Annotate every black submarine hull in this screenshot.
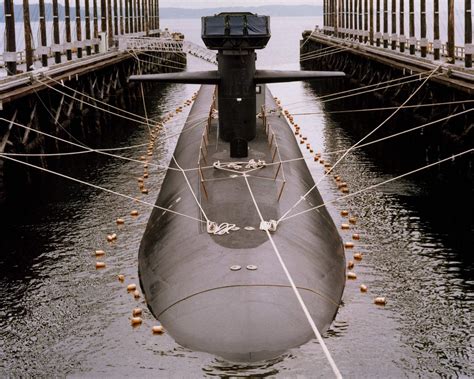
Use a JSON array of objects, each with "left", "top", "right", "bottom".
[{"left": 138, "top": 85, "right": 345, "bottom": 362}]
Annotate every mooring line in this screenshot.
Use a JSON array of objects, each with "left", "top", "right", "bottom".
[
  {"left": 278, "top": 64, "right": 442, "bottom": 224},
  {"left": 0, "top": 154, "right": 205, "bottom": 223},
  {"left": 242, "top": 173, "right": 342, "bottom": 379},
  {"left": 281, "top": 148, "right": 473, "bottom": 222}
]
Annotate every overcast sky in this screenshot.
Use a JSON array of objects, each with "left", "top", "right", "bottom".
[{"left": 159, "top": 0, "right": 322, "bottom": 8}]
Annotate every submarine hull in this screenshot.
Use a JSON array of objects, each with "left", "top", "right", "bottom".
[{"left": 139, "top": 85, "right": 345, "bottom": 362}]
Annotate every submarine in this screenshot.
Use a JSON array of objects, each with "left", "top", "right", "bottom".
[{"left": 131, "top": 13, "right": 346, "bottom": 362}]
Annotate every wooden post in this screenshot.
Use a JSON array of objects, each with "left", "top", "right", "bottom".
[
  {"left": 4, "top": 0, "right": 16, "bottom": 75},
  {"left": 23, "top": 0, "right": 34, "bottom": 70},
  {"left": 107, "top": 0, "right": 114, "bottom": 46},
  {"left": 114, "top": 0, "right": 118, "bottom": 35},
  {"left": 383, "top": 0, "right": 388, "bottom": 48},
  {"left": 465, "top": 0, "right": 472, "bottom": 68},
  {"left": 133, "top": 0, "right": 137, "bottom": 33},
  {"left": 391, "top": 0, "right": 396, "bottom": 50},
  {"left": 447, "top": 0, "right": 454, "bottom": 62},
  {"left": 65, "top": 0, "right": 73, "bottom": 59},
  {"left": 93, "top": 0, "right": 99, "bottom": 53},
  {"left": 76, "top": 0, "right": 83, "bottom": 58},
  {"left": 369, "top": 0, "right": 374, "bottom": 44},
  {"left": 85, "top": 0, "right": 92, "bottom": 55},
  {"left": 339, "top": 0, "right": 343, "bottom": 38},
  {"left": 137, "top": 0, "right": 141, "bottom": 32},
  {"left": 354, "top": 0, "right": 358, "bottom": 40},
  {"left": 156, "top": 0, "right": 159, "bottom": 30},
  {"left": 349, "top": 0, "right": 354, "bottom": 38},
  {"left": 39, "top": 0, "right": 48, "bottom": 66},
  {"left": 144, "top": 0, "right": 148, "bottom": 35},
  {"left": 346, "top": 0, "right": 350, "bottom": 38},
  {"left": 420, "top": 0, "right": 427, "bottom": 57},
  {"left": 120, "top": 0, "right": 124, "bottom": 34},
  {"left": 376, "top": 0, "right": 380, "bottom": 46},
  {"left": 358, "top": 0, "right": 363, "bottom": 42},
  {"left": 323, "top": 0, "right": 326, "bottom": 34},
  {"left": 52, "top": 0, "right": 61, "bottom": 63},
  {"left": 101, "top": 0, "right": 107, "bottom": 33},
  {"left": 364, "top": 0, "right": 368, "bottom": 43},
  {"left": 433, "top": 0, "right": 440, "bottom": 59},
  {"left": 409, "top": 0, "right": 415, "bottom": 55},
  {"left": 399, "top": 0, "right": 405, "bottom": 52},
  {"left": 125, "top": 0, "right": 129, "bottom": 33}
]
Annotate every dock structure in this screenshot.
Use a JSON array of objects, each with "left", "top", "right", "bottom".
[
  {"left": 1, "top": 0, "right": 161, "bottom": 76},
  {"left": 319, "top": 0, "right": 472, "bottom": 69}
]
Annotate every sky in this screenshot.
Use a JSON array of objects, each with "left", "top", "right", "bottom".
[{"left": 159, "top": 0, "right": 322, "bottom": 8}]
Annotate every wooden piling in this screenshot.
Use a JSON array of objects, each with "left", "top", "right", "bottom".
[
  {"left": 353, "top": 0, "right": 358, "bottom": 39},
  {"left": 350, "top": 0, "right": 354, "bottom": 39},
  {"left": 376, "top": 0, "right": 380, "bottom": 46},
  {"left": 22, "top": 0, "right": 34, "bottom": 71},
  {"left": 339, "top": 0, "right": 344, "bottom": 38},
  {"left": 369, "top": 0, "right": 373, "bottom": 44},
  {"left": 101, "top": 0, "right": 107, "bottom": 34},
  {"left": 465, "top": 0, "right": 472, "bottom": 68},
  {"left": 120, "top": 0, "right": 124, "bottom": 34},
  {"left": 4, "top": 0, "right": 16, "bottom": 75},
  {"left": 65, "top": 0, "right": 73, "bottom": 59},
  {"left": 391, "top": 0, "right": 396, "bottom": 50},
  {"left": 76, "top": 0, "right": 83, "bottom": 58},
  {"left": 137, "top": 0, "right": 141, "bottom": 32},
  {"left": 447, "top": 0, "right": 454, "bottom": 63},
  {"left": 383, "top": 0, "right": 388, "bottom": 48},
  {"left": 346, "top": 0, "right": 350, "bottom": 38},
  {"left": 399, "top": 0, "right": 405, "bottom": 52},
  {"left": 108, "top": 0, "right": 114, "bottom": 46},
  {"left": 52, "top": 0, "right": 61, "bottom": 63},
  {"left": 364, "top": 0, "right": 368, "bottom": 43},
  {"left": 358, "top": 0, "right": 363, "bottom": 42},
  {"left": 144, "top": 0, "right": 149, "bottom": 35},
  {"left": 125, "top": 0, "right": 130, "bottom": 33},
  {"left": 39, "top": 0, "right": 48, "bottom": 66},
  {"left": 433, "top": 0, "right": 440, "bottom": 60},
  {"left": 409, "top": 0, "right": 415, "bottom": 55},
  {"left": 156, "top": 0, "right": 159, "bottom": 29},
  {"left": 133, "top": 0, "right": 137, "bottom": 33},
  {"left": 420, "top": 0, "right": 427, "bottom": 57},
  {"left": 93, "top": 0, "right": 100, "bottom": 53},
  {"left": 114, "top": 0, "right": 119, "bottom": 35},
  {"left": 85, "top": 0, "right": 92, "bottom": 55}
]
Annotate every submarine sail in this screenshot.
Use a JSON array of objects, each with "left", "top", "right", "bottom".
[{"left": 132, "top": 13, "right": 346, "bottom": 362}]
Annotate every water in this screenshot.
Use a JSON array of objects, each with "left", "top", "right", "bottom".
[{"left": 1, "top": 16, "right": 472, "bottom": 378}]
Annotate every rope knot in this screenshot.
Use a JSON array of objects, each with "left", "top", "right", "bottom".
[{"left": 259, "top": 219, "right": 278, "bottom": 232}]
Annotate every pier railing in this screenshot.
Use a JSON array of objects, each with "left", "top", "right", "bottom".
[{"left": 321, "top": 0, "right": 472, "bottom": 68}]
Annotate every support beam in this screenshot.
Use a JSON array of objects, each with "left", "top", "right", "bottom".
[
  {"left": 409, "top": 0, "right": 415, "bottom": 55},
  {"left": 358, "top": 0, "right": 363, "bottom": 42},
  {"left": 108, "top": 0, "right": 114, "bottom": 46},
  {"left": 114, "top": 0, "right": 119, "bottom": 35},
  {"left": 125, "top": 0, "right": 130, "bottom": 33},
  {"left": 39, "top": 0, "right": 48, "bottom": 66},
  {"left": 383, "top": 0, "right": 388, "bottom": 48},
  {"left": 93, "top": 0, "right": 99, "bottom": 53},
  {"left": 346, "top": 0, "right": 350, "bottom": 38},
  {"left": 376, "top": 0, "right": 380, "bottom": 46},
  {"left": 23, "top": 0, "right": 34, "bottom": 71},
  {"left": 447, "top": 0, "right": 454, "bottom": 63},
  {"left": 399, "top": 0, "right": 405, "bottom": 52},
  {"left": 369, "top": 0, "right": 374, "bottom": 44},
  {"left": 465, "top": 0, "right": 472, "bottom": 68},
  {"left": 52, "top": 0, "right": 61, "bottom": 63},
  {"left": 76, "top": 0, "right": 83, "bottom": 58},
  {"left": 364, "top": 0, "right": 368, "bottom": 43},
  {"left": 420, "top": 0, "right": 427, "bottom": 57},
  {"left": 350, "top": 0, "right": 354, "bottom": 38},
  {"left": 85, "top": 0, "right": 92, "bottom": 55},
  {"left": 101, "top": 0, "right": 107, "bottom": 34},
  {"left": 4, "top": 0, "right": 17, "bottom": 75},
  {"left": 391, "top": 0, "right": 396, "bottom": 50},
  {"left": 433, "top": 0, "right": 440, "bottom": 60},
  {"left": 120, "top": 0, "right": 124, "bottom": 34},
  {"left": 65, "top": 0, "right": 73, "bottom": 59}
]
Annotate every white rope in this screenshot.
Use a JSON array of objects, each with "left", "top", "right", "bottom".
[
  {"left": 0, "top": 153, "right": 205, "bottom": 223},
  {"left": 282, "top": 148, "right": 473, "bottom": 222},
  {"left": 242, "top": 173, "right": 342, "bottom": 379},
  {"left": 278, "top": 64, "right": 442, "bottom": 224}
]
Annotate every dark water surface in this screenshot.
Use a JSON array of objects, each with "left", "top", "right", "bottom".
[{"left": 1, "top": 17, "right": 472, "bottom": 377}]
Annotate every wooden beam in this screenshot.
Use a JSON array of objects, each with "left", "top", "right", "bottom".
[
  {"left": 391, "top": 0, "right": 396, "bottom": 50},
  {"left": 65, "top": 0, "right": 73, "bottom": 60},
  {"left": 364, "top": 0, "right": 368, "bottom": 43},
  {"left": 39, "top": 0, "right": 48, "bottom": 66},
  {"left": 447, "top": 0, "right": 454, "bottom": 62},
  {"left": 93, "top": 0, "right": 99, "bottom": 53},
  {"left": 4, "top": 0, "right": 17, "bottom": 75},
  {"left": 420, "top": 0, "right": 427, "bottom": 57},
  {"left": 125, "top": 0, "right": 129, "bottom": 33},
  {"left": 120, "top": 0, "right": 124, "bottom": 34},
  {"left": 376, "top": 0, "right": 380, "bottom": 46},
  {"left": 23, "top": 0, "right": 34, "bottom": 71},
  {"left": 76, "top": 0, "right": 83, "bottom": 58},
  {"left": 433, "top": 0, "right": 440, "bottom": 60},
  {"left": 107, "top": 0, "right": 114, "bottom": 46},
  {"left": 369, "top": 0, "right": 374, "bottom": 44},
  {"left": 383, "top": 0, "right": 388, "bottom": 48},
  {"left": 114, "top": 0, "right": 119, "bottom": 35},
  {"left": 465, "top": 0, "right": 472, "bottom": 68},
  {"left": 85, "top": 0, "right": 92, "bottom": 55},
  {"left": 399, "top": 0, "right": 405, "bottom": 52},
  {"left": 409, "top": 0, "right": 415, "bottom": 55},
  {"left": 358, "top": 0, "right": 363, "bottom": 42}
]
